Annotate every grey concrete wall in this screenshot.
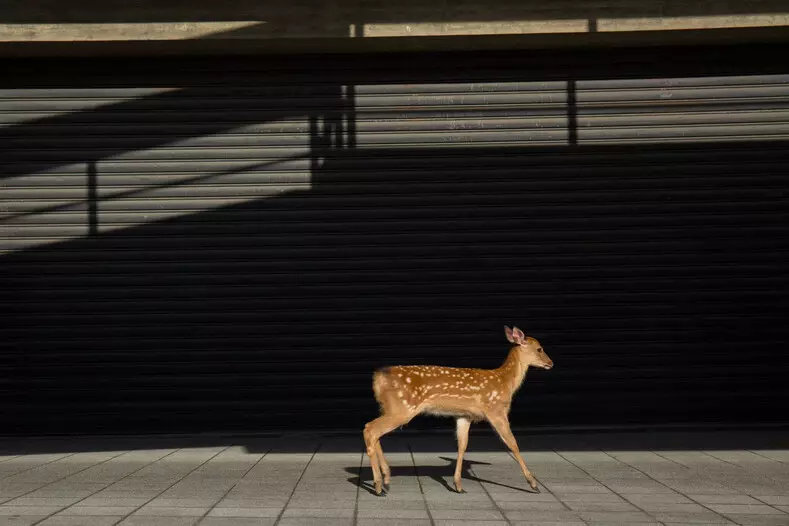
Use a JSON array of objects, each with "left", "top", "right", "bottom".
[{"left": 1, "top": 0, "right": 788, "bottom": 45}]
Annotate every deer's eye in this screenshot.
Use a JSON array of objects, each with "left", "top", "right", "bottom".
[{"left": 537, "top": 348, "right": 543, "bottom": 353}]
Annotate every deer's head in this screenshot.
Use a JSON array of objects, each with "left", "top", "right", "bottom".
[{"left": 505, "top": 326, "right": 553, "bottom": 370}]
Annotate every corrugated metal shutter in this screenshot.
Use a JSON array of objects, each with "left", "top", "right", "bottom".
[{"left": 2, "top": 44, "right": 788, "bottom": 435}]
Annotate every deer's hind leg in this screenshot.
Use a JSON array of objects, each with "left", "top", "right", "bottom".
[
  {"left": 363, "top": 411, "right": 412, "bottom": 495},
  {"left": 375, "top": 441, "right": 391, "bottom": 487},
  {"left": 363, "top": 419, "right": 383, "bottom": 494}
]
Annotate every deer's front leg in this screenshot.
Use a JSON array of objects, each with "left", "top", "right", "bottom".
[
  {"left": 486, "top": 411, "right": 540, "bottom": 493},
  {"left": 454, "top": 417, "right": 471, "bottom": 493}
]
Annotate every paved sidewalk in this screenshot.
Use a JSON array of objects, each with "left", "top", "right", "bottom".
[{"left": 0, "top": 429, "right": 788, "bottom": 526}]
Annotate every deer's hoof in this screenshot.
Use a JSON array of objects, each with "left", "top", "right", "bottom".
[
  {"left": 374, "top": 481, "right": 384, "bottom": 496},
  {"left": 454, "top": 481, "right": 466, "bottom": 494},
  {"left": 530, "top": 485, "right": 540, "bottom": 494}
]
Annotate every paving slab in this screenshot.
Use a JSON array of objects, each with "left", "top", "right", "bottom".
[
  {"left": 117, "top": 517, "right": 200, "bottom": 526},
  {"left": 200, "top": 520, "right": 277, "bottom": 526},
  {"left": 37, "top": 517, "right": 124, "bottom": 526},
  {"left": 0, "top": 517, "right": 51, "bottom": 526},
  {"left": 356, "top": 520, "right": 431, "bottom": 526},
  {"left": 356, "top": 507, "right": 430, "bottom": 518}
]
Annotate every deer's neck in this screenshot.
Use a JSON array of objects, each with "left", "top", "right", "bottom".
[{"left": 498, "top": 346, "right": 529, "bottom": 393}]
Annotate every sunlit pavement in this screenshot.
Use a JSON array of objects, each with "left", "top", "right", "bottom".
[{"left": 1, "top": 429, "right": 788, "bottom": 525}]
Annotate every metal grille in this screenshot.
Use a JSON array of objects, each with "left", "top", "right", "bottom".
[{"left": 2, "top": 44, "right": 788, "bottom": 435}]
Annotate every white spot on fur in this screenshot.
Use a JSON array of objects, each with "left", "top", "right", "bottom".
[
  {"left": 406, "top": 377, "right": 412, "bottom": 383},
  {"left": 397, "top": 391, "right": 404, "bottom": 398}
]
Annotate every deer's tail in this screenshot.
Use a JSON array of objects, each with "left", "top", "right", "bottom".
[{"left": 372, "top": 367, "right": 393, "bottom": 411}]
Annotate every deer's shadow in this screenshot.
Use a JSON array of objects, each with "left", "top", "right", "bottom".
[{"left": 347, "top": 456, "right": 535, "bottom": 495}]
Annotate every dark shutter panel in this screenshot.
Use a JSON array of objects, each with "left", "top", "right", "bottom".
[{"left": 2, "top": 44, "right": 788, "bottom": 435}]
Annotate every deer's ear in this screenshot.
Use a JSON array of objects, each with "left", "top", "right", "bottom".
[
  {"left": 510, "top": 326, "right": 526, "bottom": 344},
  {"left": 505, "top": 325, "right": 518, "bottom": 344}
]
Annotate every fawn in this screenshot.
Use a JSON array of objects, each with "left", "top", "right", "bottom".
[{"left": 363, "top": 326, "right": 553, "bottom": 495}]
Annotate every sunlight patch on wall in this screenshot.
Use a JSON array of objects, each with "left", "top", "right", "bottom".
[
  {"left": 598, "top": 14, "right": 789, "bottom": 32},
  {"left": 357, "top": 14, "right": 789, "bottom": 38},
  {"left": 350, "top": 80, "right": 571, "bottom": 149},
  {"left": 361, "top": 20, "right": 590, "bottom": 37},
  {"left": 575, "top": 74, "right": 789, "bottom": 145},
  {"left": 0, "top": 88, "right": 182, "bottom": 127},
  {"left": 0, "top": 120, "right": 314, "bottom": 253},
  {"left": 0, "top": 22, "right": 265, "bottom": 41},
  {"left": 348, "top": 75, "right": 789, "bottom": 149}
]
